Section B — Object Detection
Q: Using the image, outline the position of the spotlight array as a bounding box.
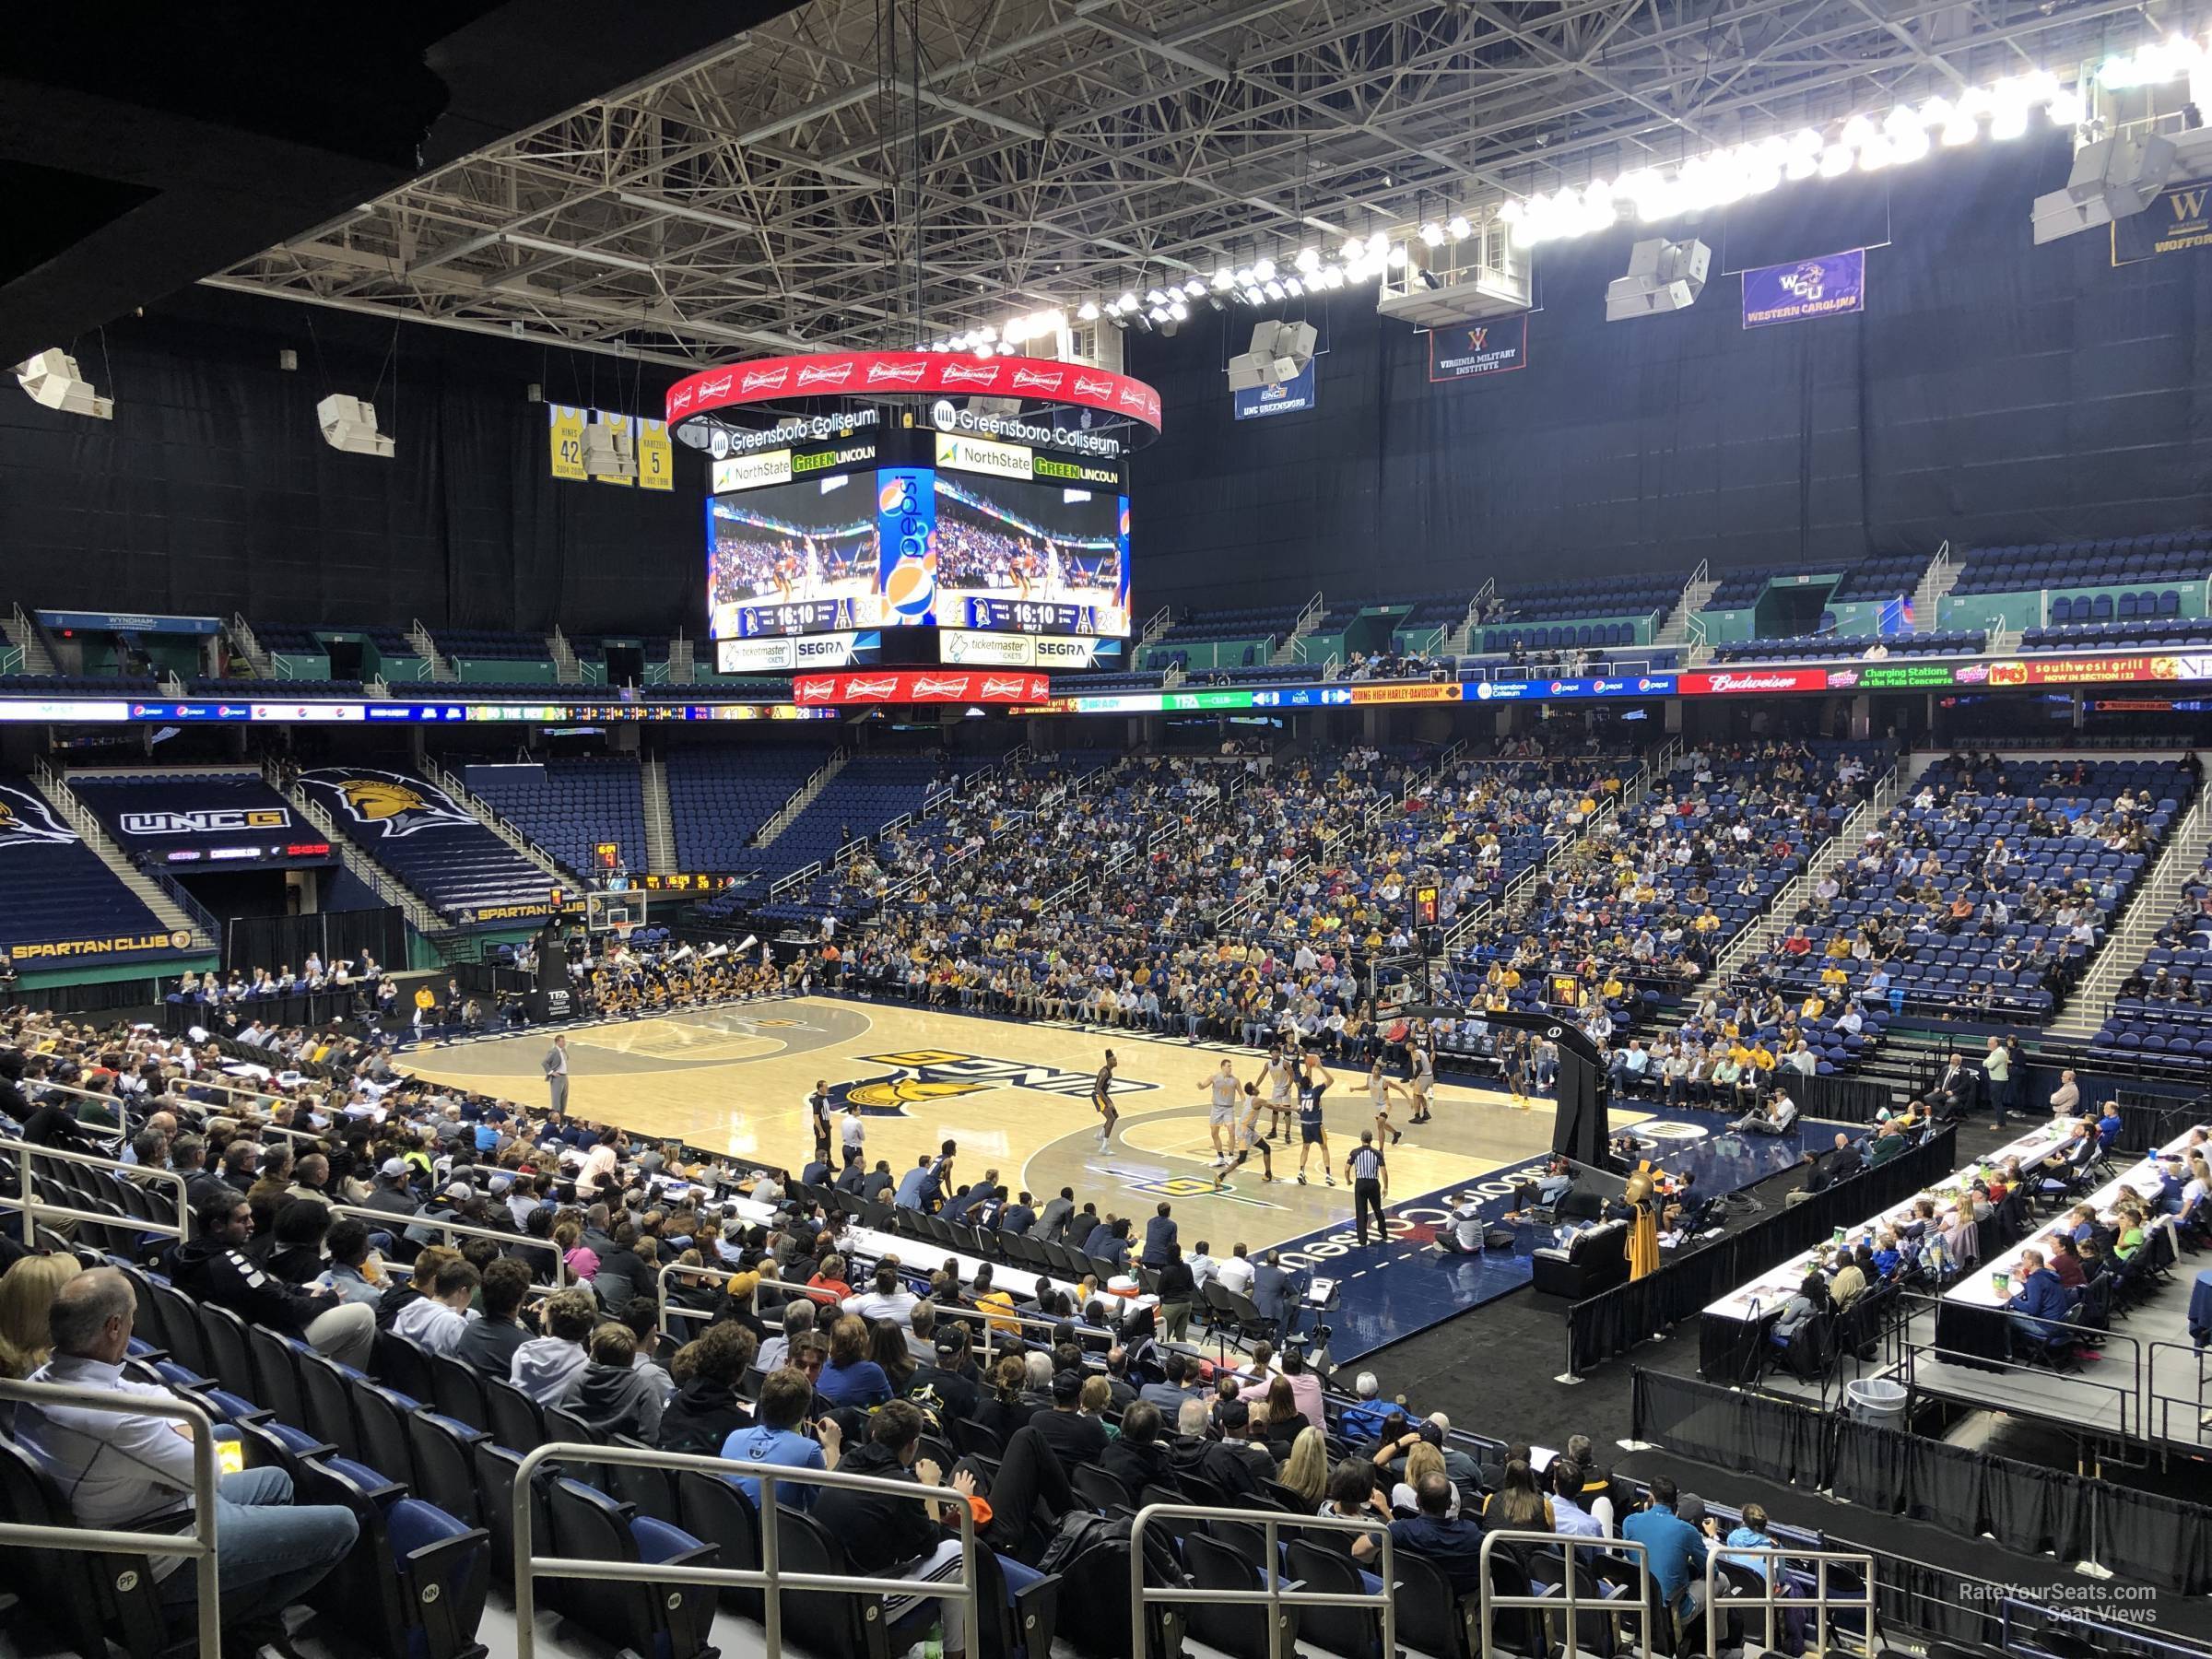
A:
[908,37,2201,363]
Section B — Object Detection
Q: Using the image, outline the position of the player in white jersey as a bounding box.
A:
[1263,1047,1297,1140]
[1217,1080,1276,1188]
[1205,1059,1241,1165]
[1366,1060,1408,1147]
[1407,1041,1435,1125]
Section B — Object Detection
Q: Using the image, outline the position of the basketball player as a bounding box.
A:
[1263,1045,1297,1141]
[1093,1049,1120,1150]
[1206,1059,1241,1165]
[1407,1041,1436,1125]
[1366,1060,1408,1147]
[1217,1081,1275,1188]
[1295,1053,1336,1186]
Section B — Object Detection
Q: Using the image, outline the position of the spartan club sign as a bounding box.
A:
[666,352,1163,432]
[794,671,1051,706]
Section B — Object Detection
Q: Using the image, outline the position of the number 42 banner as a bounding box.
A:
[547,406,674,490]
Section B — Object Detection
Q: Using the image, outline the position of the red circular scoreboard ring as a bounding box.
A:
[665,351,1162,433]
[794,669,1050,706]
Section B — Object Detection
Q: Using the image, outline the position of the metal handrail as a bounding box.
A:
[3,1135,191,1247]
[1704,1547,1875,1659]
[0,1377,222,1659]
[324,1202,571,1286]
[1129,1501,1394,1659]
[2146,1337,2212,1450]
[512,1440,977,1659]
[1481,1529,1650,1659]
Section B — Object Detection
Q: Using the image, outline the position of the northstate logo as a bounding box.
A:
[829,1049,1159,1116]
[300,769,477,839]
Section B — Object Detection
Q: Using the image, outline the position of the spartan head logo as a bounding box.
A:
[829,1065,991,1118]
[302,769,476,838]
[0,784,77,849]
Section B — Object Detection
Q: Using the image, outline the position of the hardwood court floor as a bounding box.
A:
[399,996,1645,1252]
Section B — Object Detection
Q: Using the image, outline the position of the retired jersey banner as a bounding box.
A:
[593,412,637,488]
[2113,177,2212,265]
[548,406,587,481]
[1428,316,1527,382]
[637,418,675,490]
[1742,249,1865,328]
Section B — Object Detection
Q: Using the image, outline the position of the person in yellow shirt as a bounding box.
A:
[1500,966,1522,991]
[1749,1043,1776,1072]
[1819,963,1848,990]
[1799,993,1826,1019]
[1601,973,1626,1001]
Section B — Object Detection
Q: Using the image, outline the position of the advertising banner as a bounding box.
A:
[1741,249,1865,328]
[793,670,1051,706]
[1234,359,1317,420]
[2113,177,2212,265]
[1428,316,1528,382]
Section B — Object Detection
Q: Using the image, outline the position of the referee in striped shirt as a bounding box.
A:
[1347,1130,1389,1245]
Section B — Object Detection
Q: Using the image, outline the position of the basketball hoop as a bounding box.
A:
[612,919,635,948]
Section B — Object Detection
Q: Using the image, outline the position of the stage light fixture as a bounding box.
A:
[15,347,113,419]
[1169,300,1190,321]
[1447,215,1471,240]
[1225,318,1316,391]
[1283,276,1303,296]
[1145,288,1166,307]
[1253,257,1277,282]
[315,393,394,457]
[1213,266,1236,289]
[1341,236,1364,260]
[1262,278,1285,300]
[1183,278,1206,298]
[1418,221,1444,246]
[1115,292,1137,313]
[1294,247,1322,273]
[1605,236,1710,323]
[2032,129,2180,242]
[1321,266,1345,289]
[1385,243,1408,268]
[1077,301,1100,322]
[1364,230,1389,259]
[1241,285,1264,305]
[582,417,636,479]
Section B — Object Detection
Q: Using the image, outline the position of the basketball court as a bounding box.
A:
[397,995,1813,1360]
[397,994,1601,1250]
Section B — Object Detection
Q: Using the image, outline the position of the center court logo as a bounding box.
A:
[830,1049,1159,1116]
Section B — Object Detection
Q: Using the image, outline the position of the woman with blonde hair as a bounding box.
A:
[1278,1425,1330,1511]
[1391,1440,1464,1516]
[0,1254,84,1380]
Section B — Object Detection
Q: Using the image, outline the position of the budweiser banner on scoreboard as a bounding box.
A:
[793,670,1052,706]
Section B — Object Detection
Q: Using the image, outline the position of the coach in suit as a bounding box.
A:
[1252,1251,1303,1343]
[1030,1187,1076,1242]
[543,1035,570,1117]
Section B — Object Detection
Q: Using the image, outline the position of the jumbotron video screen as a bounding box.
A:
[707,471,877,641]
[930,473,1128,637]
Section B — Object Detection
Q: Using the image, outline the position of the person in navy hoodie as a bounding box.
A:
[2002,1247,2073,1354]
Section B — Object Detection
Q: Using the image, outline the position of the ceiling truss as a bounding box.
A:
[208,0,2150,369]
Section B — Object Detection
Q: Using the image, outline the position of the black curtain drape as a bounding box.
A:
[1635,1370,2212,1593]
[1794,1073,1895,1124]
[1569,1125,1957,1373]
[221,908,406,975]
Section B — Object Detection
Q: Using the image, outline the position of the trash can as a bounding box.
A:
[1844,1378,1908,1428]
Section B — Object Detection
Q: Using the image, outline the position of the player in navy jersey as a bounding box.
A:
[1296,1053,1336,1186]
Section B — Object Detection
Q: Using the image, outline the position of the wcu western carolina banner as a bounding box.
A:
[1742,248,1865,328]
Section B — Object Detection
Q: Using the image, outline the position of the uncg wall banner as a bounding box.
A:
[1233,359,1316,420]
[2113,176,2212,265]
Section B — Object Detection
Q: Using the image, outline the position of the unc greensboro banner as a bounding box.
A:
[2113,176,2212,265]
[1233,359,1316,420]
[1428,316,1527,382]
[1742,249,1865,328]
